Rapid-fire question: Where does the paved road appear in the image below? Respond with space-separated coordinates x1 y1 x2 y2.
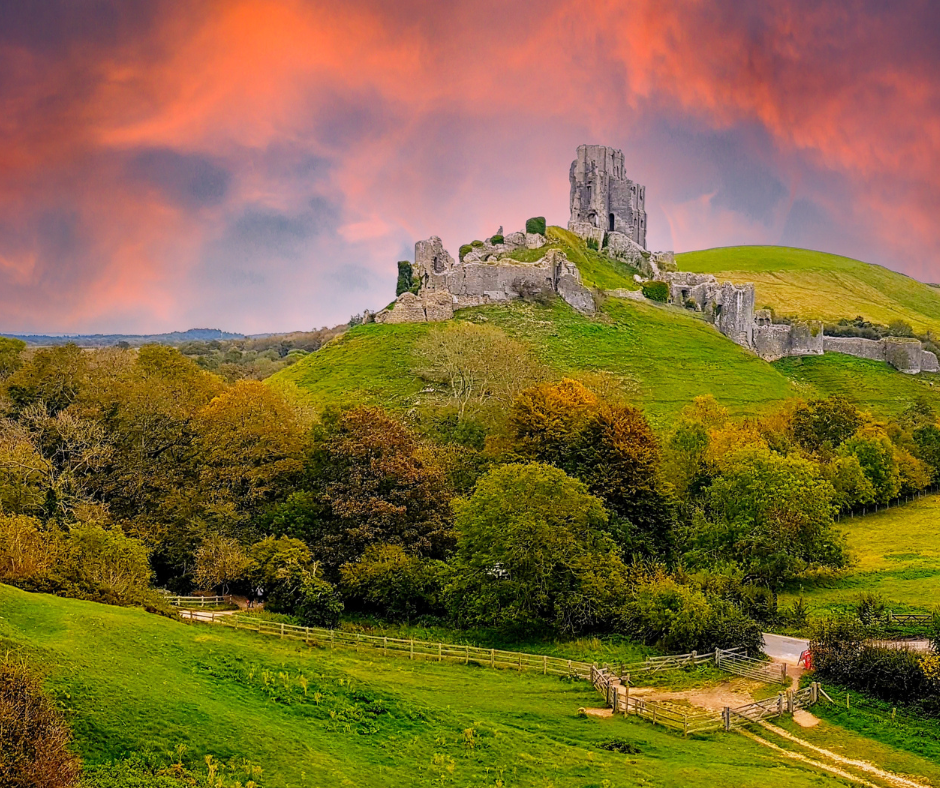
762 633 809 663
762 632 931 662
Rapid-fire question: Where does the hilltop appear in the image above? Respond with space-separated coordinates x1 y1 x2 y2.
678 246 940 335
270 233 940 423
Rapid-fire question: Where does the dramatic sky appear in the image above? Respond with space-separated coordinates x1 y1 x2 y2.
2 1 939 334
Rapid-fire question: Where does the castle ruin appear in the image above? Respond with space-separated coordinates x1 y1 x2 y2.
372 144 939 375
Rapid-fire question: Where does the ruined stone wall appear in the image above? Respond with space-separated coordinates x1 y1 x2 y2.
752 323 823 361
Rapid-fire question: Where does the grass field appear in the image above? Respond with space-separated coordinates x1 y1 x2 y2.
781 494 940 615
677 246 940 335
0 585 886 788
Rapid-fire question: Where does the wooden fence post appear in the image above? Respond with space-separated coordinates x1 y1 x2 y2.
330 629 334 649
384 636 388 656
811 682 818 704
280 623 285 639
723 707 731 731
438 643 442 662
410 639 414 660
714 648 720 667
465 645 469 665
543 655 547 675
492 649 496 669
846 692 850 710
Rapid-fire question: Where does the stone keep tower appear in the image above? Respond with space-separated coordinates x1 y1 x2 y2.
569 144 647 248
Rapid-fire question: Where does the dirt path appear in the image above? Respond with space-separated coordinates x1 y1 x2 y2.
757 722 932 788
628 678 763 712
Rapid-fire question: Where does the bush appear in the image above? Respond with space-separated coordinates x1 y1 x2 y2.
0 657 81 788
470 239 484 248
458 244 473 261
525 217 546 235
340 544 447 621
621 575 762 653
586 238 599 251
641 281 670 302
295 574 344 628
395 261 414 296
489 234 504 245
61 525 153 605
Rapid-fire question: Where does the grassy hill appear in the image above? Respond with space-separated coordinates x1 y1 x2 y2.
781 494 940 615
270 238 940 424
270 297 801 426
0 584 892 787
677 246 940 334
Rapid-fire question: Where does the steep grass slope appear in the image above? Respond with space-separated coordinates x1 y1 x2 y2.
677 246 940 334
270 298 801 425
781 494 940 614
0 585 862 788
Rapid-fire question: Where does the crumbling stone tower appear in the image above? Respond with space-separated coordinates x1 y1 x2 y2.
569 144 647 248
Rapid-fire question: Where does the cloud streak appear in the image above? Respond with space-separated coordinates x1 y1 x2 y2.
0 0 938 332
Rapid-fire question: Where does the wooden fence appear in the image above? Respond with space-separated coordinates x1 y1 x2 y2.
716 649 789 684
166 595 226 607
886 612 934 625
188 613 596 678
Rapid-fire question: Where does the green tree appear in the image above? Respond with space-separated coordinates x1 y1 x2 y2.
791 395 862 452
194 535 252 594
700 446 844 588
451 462 623 631
0 337 26 380
913 424 940 482
61 524 152 604
840 430 901 504
395 261 414 296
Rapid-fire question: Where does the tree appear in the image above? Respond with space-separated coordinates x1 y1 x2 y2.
61 524 152 604
700 446 844 588
0 657 81 788
511 380 675 556
340 544 446 621
395 261 414 296
194 535 252 594
451 462 622 631
413 323 546 420
0 337 26 380
287 407 454 572
791 395 862 452
4 343 89 415
248 535 313 610
195 380 305 513
294 574 344 628
913 424 940 482
840 429 900 504
0 514 57 582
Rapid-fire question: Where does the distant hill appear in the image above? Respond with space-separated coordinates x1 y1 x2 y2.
269 234 940 424
2 328 245 347
677 246 940 334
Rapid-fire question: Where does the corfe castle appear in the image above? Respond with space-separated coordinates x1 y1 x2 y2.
375 144 939 375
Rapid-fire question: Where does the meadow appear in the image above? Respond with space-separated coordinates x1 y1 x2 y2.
677 245 940 335
781 494 940 615
0 584 902 788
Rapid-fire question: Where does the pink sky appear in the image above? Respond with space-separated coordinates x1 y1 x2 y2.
1 0 939 333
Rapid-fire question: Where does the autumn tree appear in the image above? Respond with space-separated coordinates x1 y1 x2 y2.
0 337 26 380
792 395 862 452
510 379 676 556
272 407 454 573
194 535 252 594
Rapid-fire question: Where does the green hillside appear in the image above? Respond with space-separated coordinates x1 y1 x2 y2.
271 297 800 425
677 246 940 334
270 238 940 423
781 494 940 615
0 585 876 788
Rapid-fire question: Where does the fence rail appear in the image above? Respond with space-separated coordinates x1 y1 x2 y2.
188 613 595 678
166 595 226 607
886 612 934 625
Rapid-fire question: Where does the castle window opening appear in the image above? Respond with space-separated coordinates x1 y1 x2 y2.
608 213 615 232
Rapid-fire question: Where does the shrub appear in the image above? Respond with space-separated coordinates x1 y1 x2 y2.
61 525 152 605
489 234 504 245
458 244 473 261
470 239 484 248
622 575 762 653
340 544 447 621
395 261 414 296
0 514 57 582
683 298 697 310
586 238 599 251
295 574 344 628
0 657 81 788
641 281 670 302
525 217 546 235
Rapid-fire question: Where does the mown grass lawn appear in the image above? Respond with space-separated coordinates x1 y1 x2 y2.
677 245 940 335
781 494 940 615
0 584 879 788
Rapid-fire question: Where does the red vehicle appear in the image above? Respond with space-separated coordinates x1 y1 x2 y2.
799 649 813 670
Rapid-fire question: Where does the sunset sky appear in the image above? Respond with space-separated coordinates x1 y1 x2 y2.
2 1 939 334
